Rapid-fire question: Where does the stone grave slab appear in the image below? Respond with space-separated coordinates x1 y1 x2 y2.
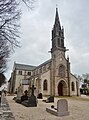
37 93 43 99
43 96 54 103
21 85 37 107
21 90 28 102
46 99 69 117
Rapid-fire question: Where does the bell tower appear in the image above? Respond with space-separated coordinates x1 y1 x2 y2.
50 7 68 96
51 7 66 57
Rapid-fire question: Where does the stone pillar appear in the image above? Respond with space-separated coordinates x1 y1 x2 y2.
76 81 80 96
50 57 56 96
67 57 70 96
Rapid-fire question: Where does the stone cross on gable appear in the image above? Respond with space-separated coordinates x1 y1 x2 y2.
30 85 36 95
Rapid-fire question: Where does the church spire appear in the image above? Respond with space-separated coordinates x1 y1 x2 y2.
51 7 65 53
54 7 61 29
52 7 63 39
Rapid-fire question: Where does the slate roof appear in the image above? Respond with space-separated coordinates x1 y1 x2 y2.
35 59 52 69
14 59 51 71
14 63 36 71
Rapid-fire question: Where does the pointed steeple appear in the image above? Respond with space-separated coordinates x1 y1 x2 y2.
51 7 65 53
54 7 61 29
52 7 63 39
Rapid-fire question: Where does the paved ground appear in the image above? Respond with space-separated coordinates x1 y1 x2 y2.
0 94 15 120
5 95 89 120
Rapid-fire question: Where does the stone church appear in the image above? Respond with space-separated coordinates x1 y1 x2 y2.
8 8 80 96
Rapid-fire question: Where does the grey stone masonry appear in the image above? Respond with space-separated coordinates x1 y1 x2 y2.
0 93 15 120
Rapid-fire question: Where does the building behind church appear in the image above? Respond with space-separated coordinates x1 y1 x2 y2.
8 8 80 96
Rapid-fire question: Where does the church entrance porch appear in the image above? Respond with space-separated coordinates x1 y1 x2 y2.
58 80 67 96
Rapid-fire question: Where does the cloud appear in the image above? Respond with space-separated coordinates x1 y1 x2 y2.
5 0 89 79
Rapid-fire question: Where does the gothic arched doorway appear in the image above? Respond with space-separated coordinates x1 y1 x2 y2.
58 82 63 96
58 80 67 96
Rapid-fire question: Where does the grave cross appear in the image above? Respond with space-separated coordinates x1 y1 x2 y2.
30 85 36 95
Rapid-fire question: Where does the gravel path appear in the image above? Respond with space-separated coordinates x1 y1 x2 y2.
6 95 89 120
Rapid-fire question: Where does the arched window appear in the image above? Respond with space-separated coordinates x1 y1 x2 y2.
58 38 60 47
71 82 75 91
58 64 65 78
27 71 31 76
43 79 47 90
61 39 64 47
18 70 22 75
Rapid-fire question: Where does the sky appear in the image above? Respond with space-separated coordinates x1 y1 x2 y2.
5 0 89 79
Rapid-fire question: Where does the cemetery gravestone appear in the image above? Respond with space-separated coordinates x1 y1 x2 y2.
37 93 43 99
21 85 37 107
43 96 54 103
46 99 69 117
21 90 28 102
57 99 69 116
15 85 23 103
46 96 54 102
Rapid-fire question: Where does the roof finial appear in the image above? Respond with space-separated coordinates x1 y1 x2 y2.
56 4 58 12
56 4 58 8
55 4 59 22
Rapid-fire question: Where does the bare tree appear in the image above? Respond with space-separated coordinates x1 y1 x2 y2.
0 0 35 48
0 73 6 87
0 0 20 74
21 0 35 9
0 0 35 74
0 0 21 48
0 40 10 73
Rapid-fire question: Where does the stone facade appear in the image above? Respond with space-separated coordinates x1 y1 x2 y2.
8 8 80 96
8 63 36 93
